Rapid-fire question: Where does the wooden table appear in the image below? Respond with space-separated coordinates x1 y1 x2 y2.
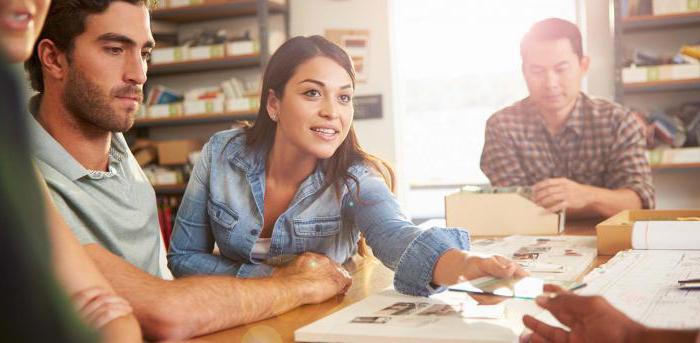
195 219 608 342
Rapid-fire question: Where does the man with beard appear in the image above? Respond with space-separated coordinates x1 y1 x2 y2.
25 0 351 340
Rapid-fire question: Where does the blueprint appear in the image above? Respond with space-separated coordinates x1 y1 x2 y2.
581 250 700 329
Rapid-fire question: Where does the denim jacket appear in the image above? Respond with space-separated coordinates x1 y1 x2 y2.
167 128 470 296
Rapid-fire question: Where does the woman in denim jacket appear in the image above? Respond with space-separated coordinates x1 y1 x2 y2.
167 35 526 296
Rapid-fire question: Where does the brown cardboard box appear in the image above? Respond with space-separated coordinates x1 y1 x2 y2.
157 140 203 166
129 139 157 167
596 209 700 255
445 191 565 236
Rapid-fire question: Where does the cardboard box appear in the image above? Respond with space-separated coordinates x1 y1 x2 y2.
653 0 699 14
653 147 700 164
226 40 258 56
225 97 259 112
596 209 700 255
168 0 203 8
150 47 187 65
157 140 203 165
622 66 647 83
148 103 183 118
188 44 225 61
153 170 180 185
183 98 224 116
445 191 565 236
669 64 700 80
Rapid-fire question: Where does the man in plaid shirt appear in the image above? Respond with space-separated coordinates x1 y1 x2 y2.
480 18 654 219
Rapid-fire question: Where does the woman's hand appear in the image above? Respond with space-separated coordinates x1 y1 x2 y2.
433 249 528 286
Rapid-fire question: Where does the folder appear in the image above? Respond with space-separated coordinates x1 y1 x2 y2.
445 190 565 236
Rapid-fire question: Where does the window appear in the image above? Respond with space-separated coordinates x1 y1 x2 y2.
394 0 579 220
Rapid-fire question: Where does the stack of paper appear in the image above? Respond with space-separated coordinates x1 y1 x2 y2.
295 288 542 343
470 235 597 282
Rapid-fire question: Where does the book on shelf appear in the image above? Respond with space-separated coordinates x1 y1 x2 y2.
157 195 182 250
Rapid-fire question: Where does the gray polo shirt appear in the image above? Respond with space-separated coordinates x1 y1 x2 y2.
29 100 164 277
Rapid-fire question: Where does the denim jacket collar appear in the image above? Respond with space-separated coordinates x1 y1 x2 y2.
225 134 265 175
225 134 327 201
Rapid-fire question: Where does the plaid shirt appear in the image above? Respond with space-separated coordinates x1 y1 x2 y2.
480 93 655 209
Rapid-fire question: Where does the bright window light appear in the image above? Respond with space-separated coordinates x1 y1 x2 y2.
394 0 578 220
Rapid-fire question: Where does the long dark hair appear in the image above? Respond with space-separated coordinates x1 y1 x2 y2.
246 35 394 197
246 36 393 256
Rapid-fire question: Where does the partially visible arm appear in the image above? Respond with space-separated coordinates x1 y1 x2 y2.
573 185 641 219
532 178 642 219
523 285 696 343
604 109 655 209
346 171 524 295
85 243 350 341
480 115 529 187
40 171 142 342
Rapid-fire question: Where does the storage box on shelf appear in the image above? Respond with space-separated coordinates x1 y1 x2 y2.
622 64 700 84
652 0 700 16
648 146 700 169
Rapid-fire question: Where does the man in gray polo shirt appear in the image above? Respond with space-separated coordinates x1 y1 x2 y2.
26 0 351 340
30 95 163 277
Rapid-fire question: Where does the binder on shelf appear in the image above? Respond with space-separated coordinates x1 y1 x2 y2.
445 187 565 236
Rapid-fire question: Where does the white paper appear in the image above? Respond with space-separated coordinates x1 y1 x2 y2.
632 221 700 250
470 235 597 282
581 250 700 329
295 288 544 343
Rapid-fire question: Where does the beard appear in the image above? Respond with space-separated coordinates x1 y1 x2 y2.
62 66 142 132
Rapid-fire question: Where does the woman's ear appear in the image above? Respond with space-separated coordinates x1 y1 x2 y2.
266 89 280 122
37 39 69 83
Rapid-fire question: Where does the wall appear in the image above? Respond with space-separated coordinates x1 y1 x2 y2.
582 0 615 100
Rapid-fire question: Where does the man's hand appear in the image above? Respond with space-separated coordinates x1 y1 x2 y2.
433 249 528 286
72 287 134 329
522 284 644 343
273 252 352 304
532 178 594 213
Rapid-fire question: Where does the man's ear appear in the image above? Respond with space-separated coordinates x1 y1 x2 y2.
579 56 590 74
266 88 280 121
37 39 69 82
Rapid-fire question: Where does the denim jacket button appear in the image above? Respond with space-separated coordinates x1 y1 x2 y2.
250 229 259 235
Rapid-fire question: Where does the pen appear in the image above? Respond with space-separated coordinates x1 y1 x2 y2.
567 282 587 292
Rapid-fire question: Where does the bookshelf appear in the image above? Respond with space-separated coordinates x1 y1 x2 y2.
651 162 700 171
130 0 289 197
622 78 700 93
622 11 700 31
133 111 257 128
148 54 260 75
612 3 700 208
151 0 286 22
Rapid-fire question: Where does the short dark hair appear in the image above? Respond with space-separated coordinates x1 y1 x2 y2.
24 0 151 93
520 18 583 61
